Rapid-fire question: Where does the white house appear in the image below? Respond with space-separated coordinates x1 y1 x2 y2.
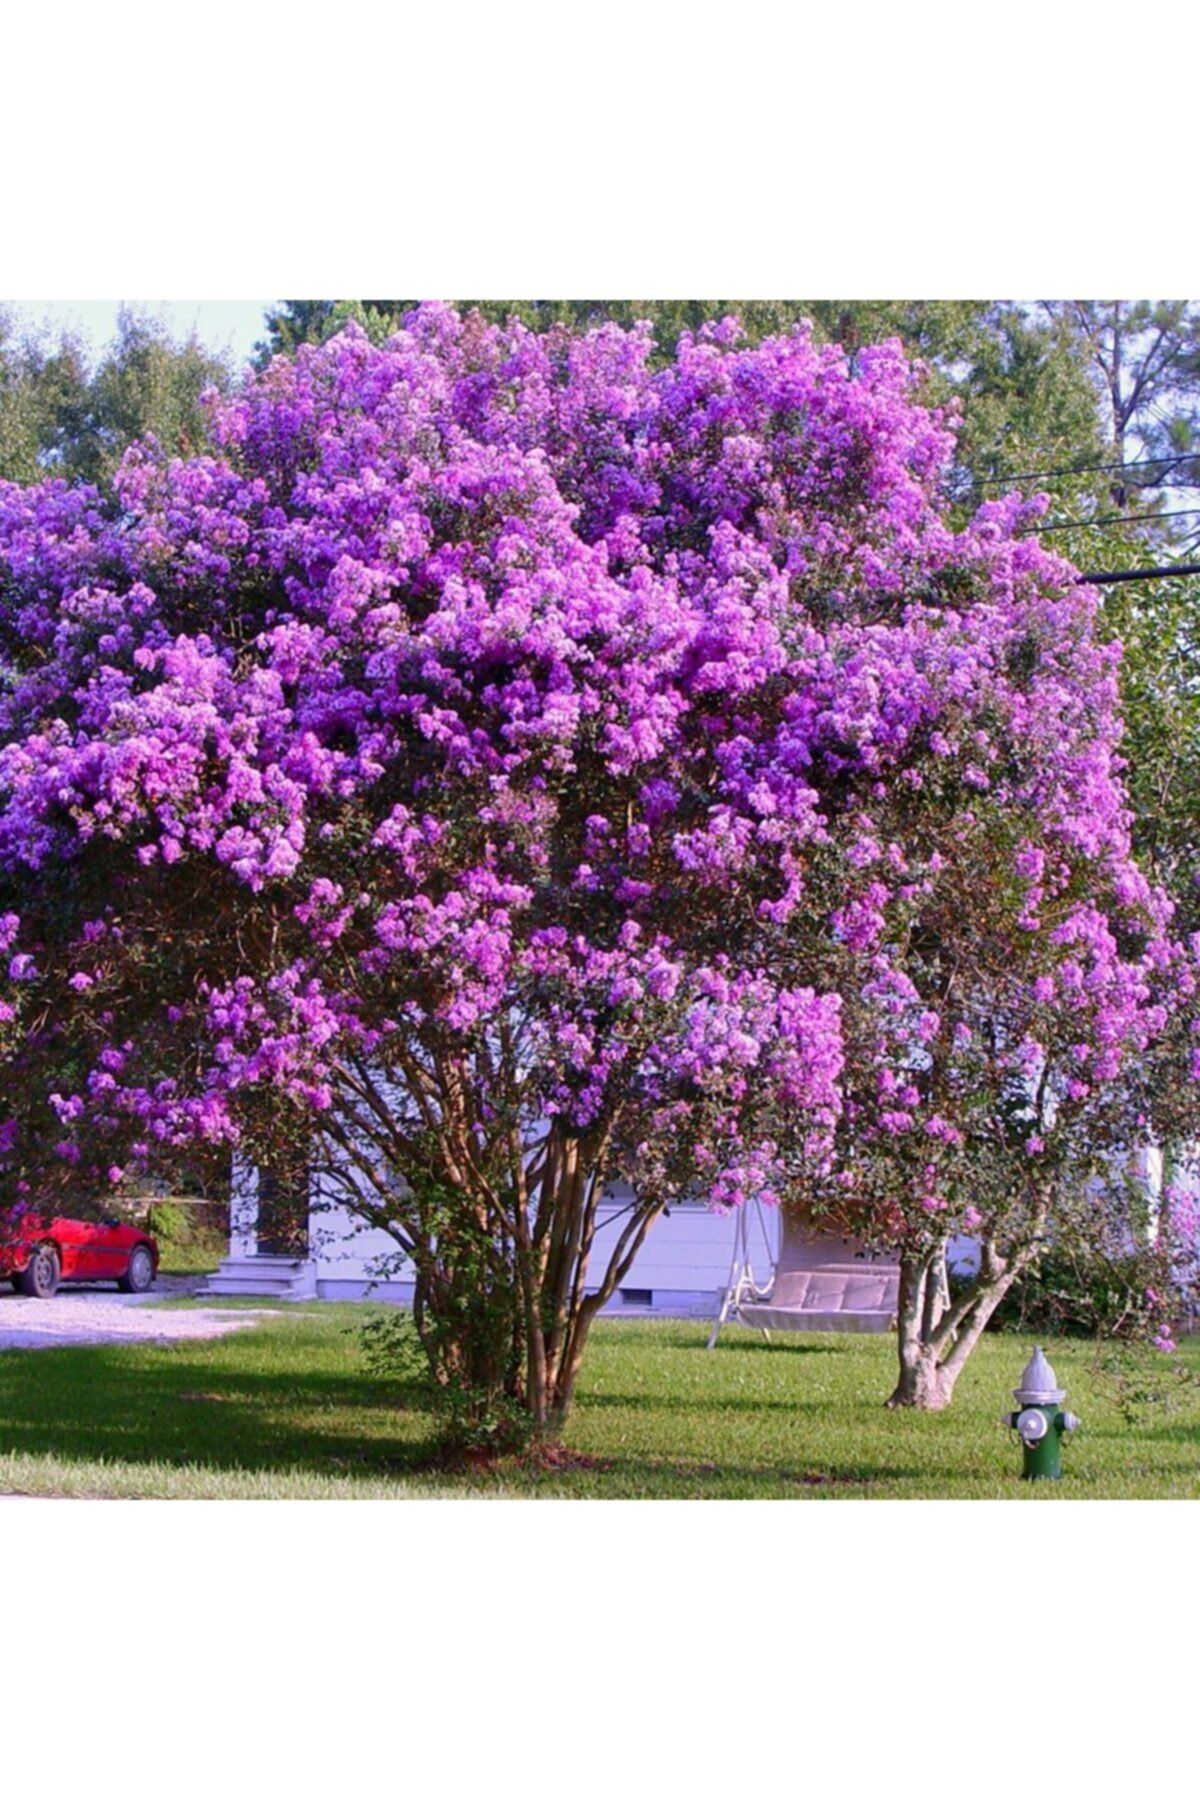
203 1159 781 1314
202 1157 990 1324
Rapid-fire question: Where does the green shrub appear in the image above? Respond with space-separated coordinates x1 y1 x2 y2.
361 1302 536 1458
145 1199 191 1244
142 1198 228 1274
988 1243 1179 1342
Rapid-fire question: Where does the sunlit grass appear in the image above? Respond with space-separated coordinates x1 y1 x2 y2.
0 1305 1196 1499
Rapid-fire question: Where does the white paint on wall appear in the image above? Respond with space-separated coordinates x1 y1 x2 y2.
230 1153 983 1312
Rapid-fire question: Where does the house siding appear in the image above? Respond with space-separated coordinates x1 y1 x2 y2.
228 1157 980 1316
305 1188 772 1314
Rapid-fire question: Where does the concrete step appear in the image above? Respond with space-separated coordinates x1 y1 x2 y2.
199 1258 317 1300
203 1258 310 1275
202 1276 308 1294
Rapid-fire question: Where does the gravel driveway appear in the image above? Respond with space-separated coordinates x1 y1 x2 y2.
0 1280 271 1352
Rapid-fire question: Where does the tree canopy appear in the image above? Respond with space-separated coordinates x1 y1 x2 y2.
260 299 1106 494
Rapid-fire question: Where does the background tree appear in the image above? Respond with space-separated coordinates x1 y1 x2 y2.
0 305 231 489
1041 301 1200 520
0 311 91 484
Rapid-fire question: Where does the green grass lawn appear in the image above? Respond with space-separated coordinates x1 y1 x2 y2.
1 1307 1197 1499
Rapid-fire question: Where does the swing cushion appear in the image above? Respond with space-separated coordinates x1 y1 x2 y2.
737 1262 900 1334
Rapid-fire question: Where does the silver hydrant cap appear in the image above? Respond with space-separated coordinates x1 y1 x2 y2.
1013 1345 1066 1405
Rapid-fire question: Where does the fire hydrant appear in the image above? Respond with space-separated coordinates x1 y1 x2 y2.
1001 1346 1080 1481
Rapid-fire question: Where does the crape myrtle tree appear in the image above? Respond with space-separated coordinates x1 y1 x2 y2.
1030 476 1200 1229
0 305 1192 1433
815 719 1189 1408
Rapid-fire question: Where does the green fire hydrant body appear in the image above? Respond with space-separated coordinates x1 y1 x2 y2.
1002 1347 1079 1481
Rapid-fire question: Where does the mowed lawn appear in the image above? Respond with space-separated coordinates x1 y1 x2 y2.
0 1305 1197 1499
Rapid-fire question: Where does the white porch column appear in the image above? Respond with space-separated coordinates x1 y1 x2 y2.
230 1153 258 1258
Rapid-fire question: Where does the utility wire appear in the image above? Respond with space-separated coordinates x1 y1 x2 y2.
1078 562 1200 587
966 450 1200 490
1024 507 1200 537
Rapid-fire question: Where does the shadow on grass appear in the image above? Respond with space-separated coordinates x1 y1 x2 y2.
0 1344 921 1495
578 1387 877 1417
1122 1420 1200 1444
0 1342 439 1481
447 1448 950 1497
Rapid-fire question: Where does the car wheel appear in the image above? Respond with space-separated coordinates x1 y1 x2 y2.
17 1244 61 1299
118 1245 155 1294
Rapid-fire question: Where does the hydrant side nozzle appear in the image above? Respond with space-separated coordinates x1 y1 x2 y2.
1059 1410 1080 1432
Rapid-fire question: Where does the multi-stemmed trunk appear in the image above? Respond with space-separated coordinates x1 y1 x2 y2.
317 1075 667 1448
887 1208 1048 1410
408 1166 667 1446
510 1136 668 1437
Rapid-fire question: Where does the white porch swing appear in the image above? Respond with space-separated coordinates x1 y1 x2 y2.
706 1203 901 1347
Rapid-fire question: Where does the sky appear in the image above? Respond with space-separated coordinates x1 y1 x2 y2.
5 300 277 369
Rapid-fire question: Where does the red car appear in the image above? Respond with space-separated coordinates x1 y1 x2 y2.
0 1215 158 1298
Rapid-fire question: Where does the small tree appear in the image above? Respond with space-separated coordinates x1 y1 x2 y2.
819 795 1185 1408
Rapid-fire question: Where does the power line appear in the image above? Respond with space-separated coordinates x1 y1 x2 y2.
1024 507 1200 537
966 450 1200 490
1078 562 1200 587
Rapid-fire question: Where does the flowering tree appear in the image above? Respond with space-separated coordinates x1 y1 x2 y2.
814 743 1188 1406
1 305 1192 1434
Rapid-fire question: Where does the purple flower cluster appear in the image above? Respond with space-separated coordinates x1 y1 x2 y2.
0 306 1193 1232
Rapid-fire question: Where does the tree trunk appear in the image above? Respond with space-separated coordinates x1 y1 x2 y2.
887 1228 1040 1410
400 1157 653 1448
888 1249 956 1408
887 1345 957 1410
